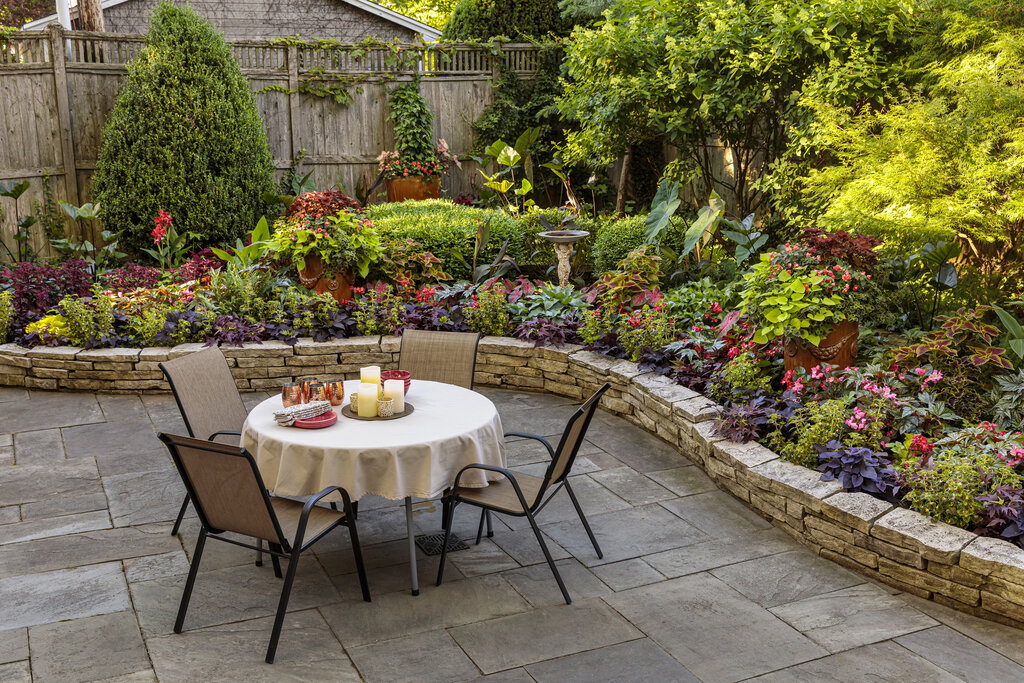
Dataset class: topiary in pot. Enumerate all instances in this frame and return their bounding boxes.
[91,1,275,260]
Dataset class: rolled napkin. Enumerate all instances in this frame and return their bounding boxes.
[273,400,332,426]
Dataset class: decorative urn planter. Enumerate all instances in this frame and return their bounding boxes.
[298,253,354,303]
[385,176,441,202]
[784,320,859,373]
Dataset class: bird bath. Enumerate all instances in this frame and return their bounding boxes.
[538,230,590,287]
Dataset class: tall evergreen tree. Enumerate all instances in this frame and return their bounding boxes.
[92,2,274,257]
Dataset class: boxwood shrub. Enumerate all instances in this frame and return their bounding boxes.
[592,214,691,274]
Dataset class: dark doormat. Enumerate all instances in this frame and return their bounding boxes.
[415,532,470,556]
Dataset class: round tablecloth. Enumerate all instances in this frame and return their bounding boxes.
[242,379,506,500]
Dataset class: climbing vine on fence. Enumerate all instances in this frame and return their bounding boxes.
[257,34,560,107]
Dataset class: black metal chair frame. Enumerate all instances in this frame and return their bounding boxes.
[158,433,371,664]
[436,383,610,605]
[159,361,243,537]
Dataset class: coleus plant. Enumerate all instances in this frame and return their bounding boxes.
[893,306,1013,371]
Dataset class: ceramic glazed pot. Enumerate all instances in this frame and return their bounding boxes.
[385,176,441,202]
[784,320,859,373]
[298,253,354,303]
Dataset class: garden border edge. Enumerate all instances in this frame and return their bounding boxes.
[3,336,1024,629]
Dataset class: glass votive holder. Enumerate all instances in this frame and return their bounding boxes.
[306,382,327,403]
[377,397,395,418]
[323,378,345,407]
[297,376,318,402]
[281,382,302,408]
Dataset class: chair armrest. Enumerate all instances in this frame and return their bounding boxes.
[503,432,555,459]
[293,486,353,551]
[451,464,533,512]
[208,430,242,443]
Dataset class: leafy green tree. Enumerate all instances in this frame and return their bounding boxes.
[442,0,570,40]
[797,1,1024,268]
[374,0,460,29]
[92,2,274,258]
[558,0,913,217]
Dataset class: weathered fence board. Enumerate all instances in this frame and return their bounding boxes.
[0,26,541,258]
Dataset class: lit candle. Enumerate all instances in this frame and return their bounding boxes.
[383,379,405,414]
[357,383,378,418]
[360,366,381,387]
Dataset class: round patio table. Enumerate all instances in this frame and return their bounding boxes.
[242,379,507,595]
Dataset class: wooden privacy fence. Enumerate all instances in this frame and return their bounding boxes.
[0,25,547,254]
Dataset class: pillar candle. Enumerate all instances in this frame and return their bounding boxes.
[357,383,378,418]
[360,366,381,387]
[383,379,405,413]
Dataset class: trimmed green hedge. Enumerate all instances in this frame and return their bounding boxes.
[366,200,521,280]
[592,214,690,273]
[367,201,691,280]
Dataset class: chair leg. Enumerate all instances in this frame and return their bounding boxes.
[524,508,571,605]
[174,528,207,633]
[256,538,264,567]
[268,543,283,579]
[436,500,457,587]
[485,510,493,538]
[475,508,486,545]
[346,517,371,603]
[565,479,603,559]
[171,495,189,536]
[266,549,301,664]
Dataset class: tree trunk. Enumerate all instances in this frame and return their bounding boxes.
[615,147,632,215]
[78,0,105,32]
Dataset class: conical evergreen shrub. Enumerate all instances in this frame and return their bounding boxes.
[92,2,274,258]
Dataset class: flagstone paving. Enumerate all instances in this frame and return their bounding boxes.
[2,385,1023,682]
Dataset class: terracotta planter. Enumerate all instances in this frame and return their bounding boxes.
[784,320,859,373]
[385,176,441,202]
[298,253,354,303]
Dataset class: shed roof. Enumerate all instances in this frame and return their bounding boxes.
[24,0,442,40]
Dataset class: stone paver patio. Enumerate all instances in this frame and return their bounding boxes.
[2,385,1024,682]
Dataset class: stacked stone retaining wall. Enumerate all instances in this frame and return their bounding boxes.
[3,336,1023,629]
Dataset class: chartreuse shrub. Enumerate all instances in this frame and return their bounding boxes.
[0,291,12,343]
[365,201,520,280]
[60,295,116,347]
[92,1,274,258]
[902,452,1021,529]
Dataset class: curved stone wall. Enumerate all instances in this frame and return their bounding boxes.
[3,335,1024,629]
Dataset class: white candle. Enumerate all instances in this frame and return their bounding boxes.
[383,379,405,413]
[357,383,378,417]
[360,366,381,386]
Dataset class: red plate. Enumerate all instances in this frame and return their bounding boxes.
[293,411,338,429]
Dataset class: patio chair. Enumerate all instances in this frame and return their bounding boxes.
[158,433,370,664]
[159,347,249,537]
[399,330,481,389]
[436,383,611,605]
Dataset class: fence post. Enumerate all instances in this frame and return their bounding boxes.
[49,24,81,209]
[490,40,502,83]
[286,44,301,163]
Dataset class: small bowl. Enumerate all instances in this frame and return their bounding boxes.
[381,369,412,394]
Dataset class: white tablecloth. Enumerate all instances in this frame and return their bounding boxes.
[242,380,506,500]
